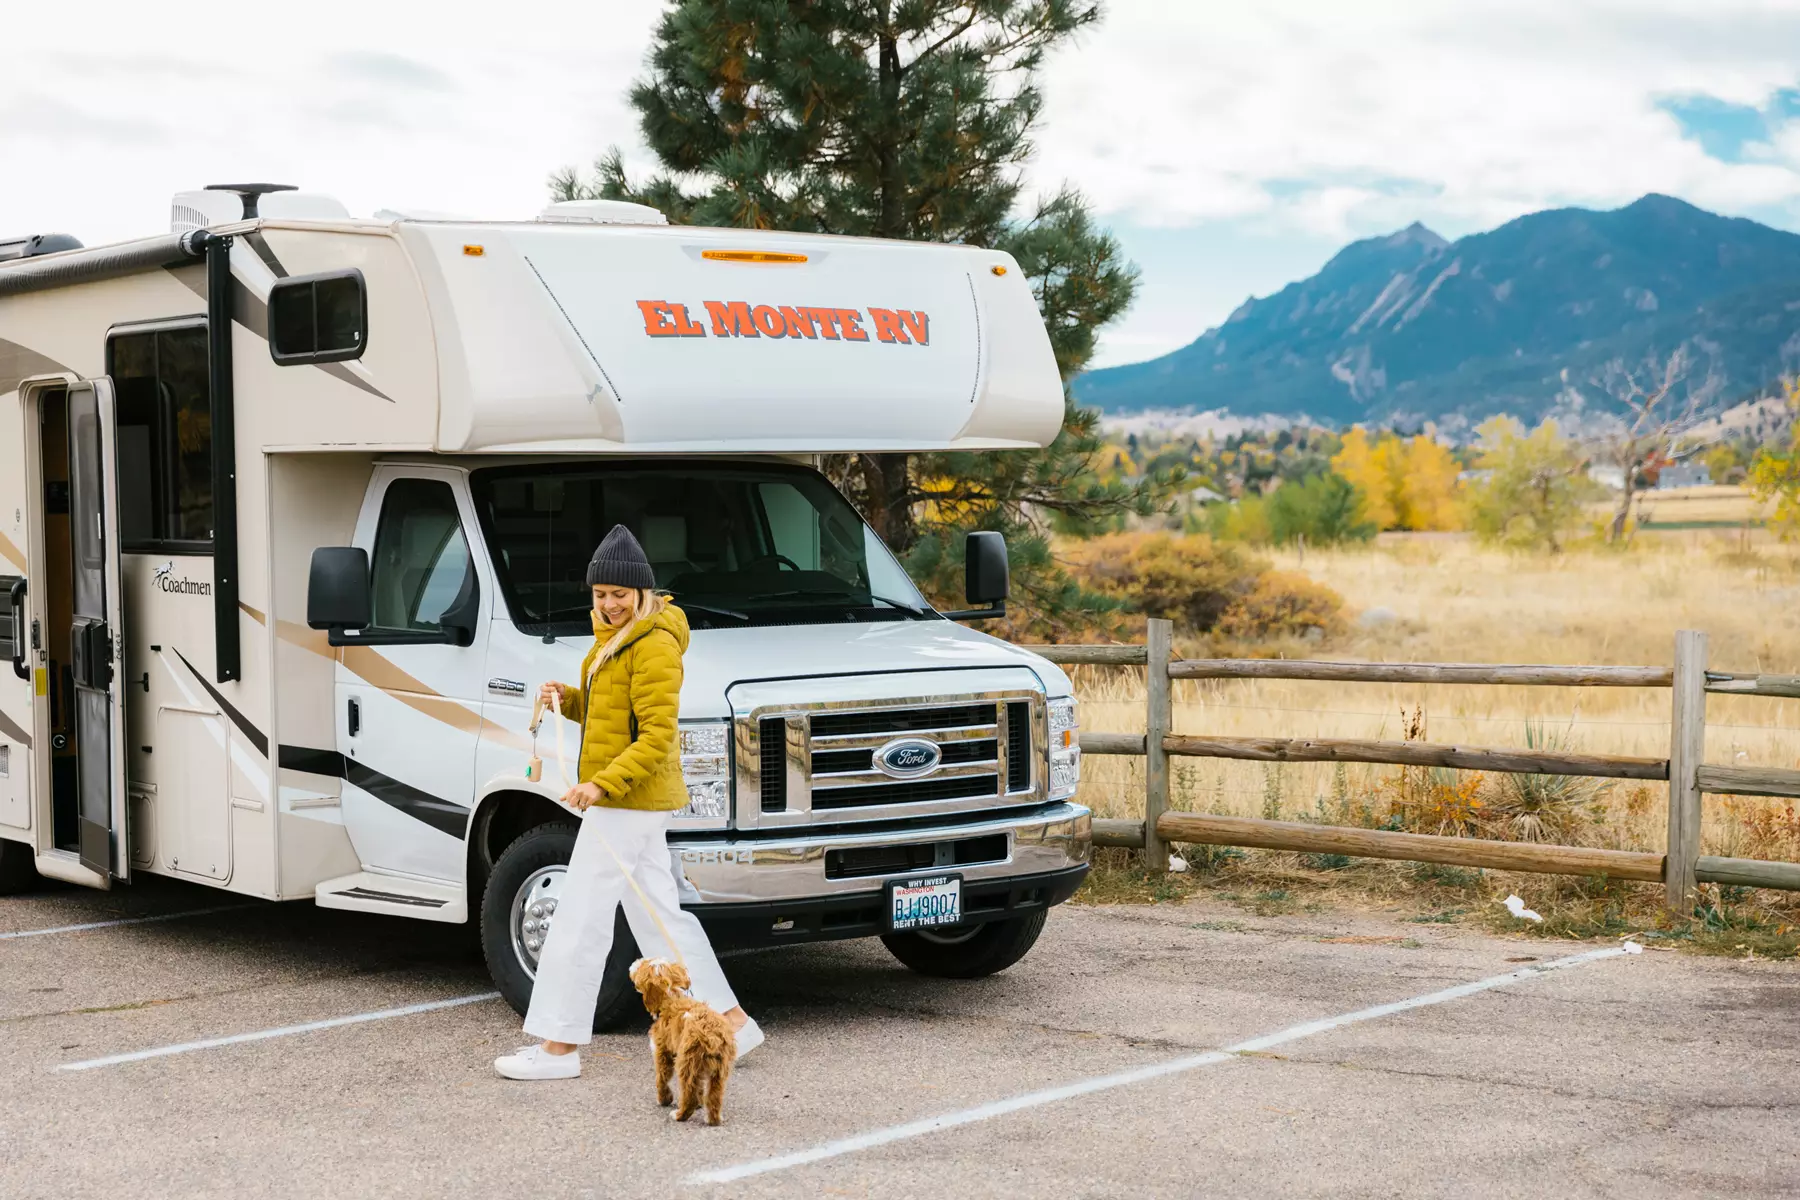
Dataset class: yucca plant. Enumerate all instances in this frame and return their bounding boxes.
[1486,720,1606,842]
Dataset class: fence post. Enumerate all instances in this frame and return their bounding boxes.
[1144,617,1173,871]
[1666,629,1707,914]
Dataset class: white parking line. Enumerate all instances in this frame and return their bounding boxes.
[1,905,249,941]
[690,944,1638,1185]
[57,991,502,1071]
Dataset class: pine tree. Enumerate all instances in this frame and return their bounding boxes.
[553,0,1178,635]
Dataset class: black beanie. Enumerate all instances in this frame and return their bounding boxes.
[586,524,656,589]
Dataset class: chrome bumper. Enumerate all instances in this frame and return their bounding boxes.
[668,802,1092,905]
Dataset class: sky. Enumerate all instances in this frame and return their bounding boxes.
[5,1,1800,369]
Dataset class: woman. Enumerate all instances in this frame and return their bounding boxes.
[495,524,763,1080]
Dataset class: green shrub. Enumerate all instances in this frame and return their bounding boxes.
[1267,472,1377,546]
[1199,495,1273,544]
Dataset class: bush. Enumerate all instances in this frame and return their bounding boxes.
[1267,472,1377,546]
[1198,495,1272,544]
[1216,570,1346,641]
[1064,532,1266,632]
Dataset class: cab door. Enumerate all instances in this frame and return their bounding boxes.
[66,380,129,878]
[334,468,491,881]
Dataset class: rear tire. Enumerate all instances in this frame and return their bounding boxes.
[880,910,1048,978]
[0,838,40,895]
[479,823,642,1032]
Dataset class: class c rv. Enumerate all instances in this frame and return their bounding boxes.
[0,184,1090,1022]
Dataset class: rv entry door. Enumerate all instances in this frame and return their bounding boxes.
[67,380,129,878]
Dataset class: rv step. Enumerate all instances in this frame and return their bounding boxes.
[315,872,466,924]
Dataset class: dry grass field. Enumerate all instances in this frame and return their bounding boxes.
[1068,527,1800,952]
[1594,483,1769,529]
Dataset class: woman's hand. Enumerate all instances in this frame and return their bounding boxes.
[538,682,565,709]
[561,782,603,811]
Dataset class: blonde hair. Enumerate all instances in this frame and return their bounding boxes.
[587,588,669,681]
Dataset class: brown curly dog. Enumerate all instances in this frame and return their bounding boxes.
[629,957,736,1125]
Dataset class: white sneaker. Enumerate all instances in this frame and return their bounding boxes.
[734,1017,765,1062]
[494,1044,581,1080]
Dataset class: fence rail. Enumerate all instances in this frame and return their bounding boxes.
[1031,622,1800,910]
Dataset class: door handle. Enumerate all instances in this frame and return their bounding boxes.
[347,697,361,738]
[8,578,24,681]
[72,619,113,690]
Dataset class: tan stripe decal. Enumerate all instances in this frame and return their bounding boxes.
[0,530,24,572]
[264,608,528,751]
[0,704,30,749]
[0,336,71,397]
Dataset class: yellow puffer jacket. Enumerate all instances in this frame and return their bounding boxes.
[555,603,691,812]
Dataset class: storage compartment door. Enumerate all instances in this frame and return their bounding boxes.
[157,707,232,881]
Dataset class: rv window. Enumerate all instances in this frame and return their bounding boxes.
[107,324,212,551]
[269,270,366,364]
[368,479,478,636]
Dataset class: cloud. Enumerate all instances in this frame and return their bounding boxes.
[0,0,664,244]
[1,94,168,144]
[1031,0,1800,240]
[327,51,457,93]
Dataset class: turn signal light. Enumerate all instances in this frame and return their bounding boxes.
[463,244,485,256]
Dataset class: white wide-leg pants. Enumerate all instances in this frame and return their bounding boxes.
[523,805,740,1046]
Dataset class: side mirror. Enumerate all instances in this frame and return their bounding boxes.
[944,531,1008,621]
[307,547,372,635]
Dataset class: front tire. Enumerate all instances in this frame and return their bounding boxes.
[0,838,40,895]
[880,910,1048,979]
[479,823,641,1032]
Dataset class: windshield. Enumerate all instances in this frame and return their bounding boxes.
[470,462,934,633]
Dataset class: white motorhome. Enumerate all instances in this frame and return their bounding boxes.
[0,185,1090,1023]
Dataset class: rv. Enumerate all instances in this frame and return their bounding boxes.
[0,186,1090,1023]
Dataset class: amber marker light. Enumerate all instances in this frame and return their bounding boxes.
[701,249,809,264]
[991,265,1007,275]
[463,244,485,256]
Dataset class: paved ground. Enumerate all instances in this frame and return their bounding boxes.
[3,875,1798,1200]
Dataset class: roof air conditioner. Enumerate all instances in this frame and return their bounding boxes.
[537,199,668,226]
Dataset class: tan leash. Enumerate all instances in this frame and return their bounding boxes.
[530,690,687,968]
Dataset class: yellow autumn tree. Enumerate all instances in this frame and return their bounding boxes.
[1330,426,1464,531]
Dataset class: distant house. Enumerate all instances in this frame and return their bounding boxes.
[1657,463,1712,490]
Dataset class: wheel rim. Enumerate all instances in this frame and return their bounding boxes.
[510,865,568,979]
[915,923,982,946]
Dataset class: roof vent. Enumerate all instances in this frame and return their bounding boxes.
[0,233,84,262]
[537,199,669,226]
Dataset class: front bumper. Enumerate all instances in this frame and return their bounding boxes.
[668,801,1091,948]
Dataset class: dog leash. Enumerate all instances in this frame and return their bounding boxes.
[529,690,687,968]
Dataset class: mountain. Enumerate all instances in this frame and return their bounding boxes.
[1075,195,1800,427]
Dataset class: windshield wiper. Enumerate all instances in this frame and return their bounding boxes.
[867,594,935,617]
[752,588,934,618]
[678,600,750,622]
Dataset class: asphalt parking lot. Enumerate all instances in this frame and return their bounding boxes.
[4,875,1798,1200]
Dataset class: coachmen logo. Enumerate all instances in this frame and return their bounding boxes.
[874,737,943,780]
[152,562,212,597]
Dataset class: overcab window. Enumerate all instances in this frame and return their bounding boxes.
[108,324,212,551]
[270,269,367,364]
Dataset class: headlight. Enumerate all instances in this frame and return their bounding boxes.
[1047,696,1080,801]
[677,721,730,820]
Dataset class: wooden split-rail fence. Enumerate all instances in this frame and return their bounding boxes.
[1026,621,1800,913]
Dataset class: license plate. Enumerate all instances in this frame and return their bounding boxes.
[887,874,963,931]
